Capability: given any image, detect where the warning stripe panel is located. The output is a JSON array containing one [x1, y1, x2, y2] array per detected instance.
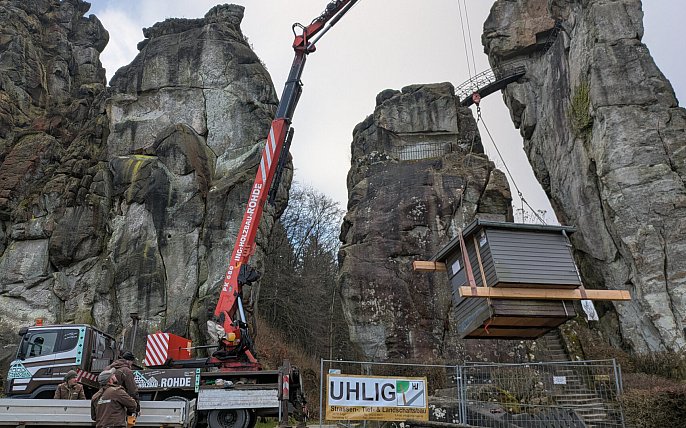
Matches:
[[151, 333, 169, 357], [76, 369, 97, 384], [144, 333, 170, 367], [145, 335, 163, 366]]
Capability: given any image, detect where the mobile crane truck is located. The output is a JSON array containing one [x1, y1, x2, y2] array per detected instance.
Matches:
[[0, 1, 360, 427]]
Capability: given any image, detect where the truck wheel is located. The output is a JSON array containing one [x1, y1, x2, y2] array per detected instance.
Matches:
[[207, 409, 250, 428], [247, 411, 256, 428], [164, 395, 188, 401]]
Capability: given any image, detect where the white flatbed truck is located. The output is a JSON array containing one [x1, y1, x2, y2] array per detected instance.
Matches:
[[0, 398, 196, 427]]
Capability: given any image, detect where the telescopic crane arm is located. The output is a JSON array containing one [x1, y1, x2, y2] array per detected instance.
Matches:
[[211, 0, 360, 368]]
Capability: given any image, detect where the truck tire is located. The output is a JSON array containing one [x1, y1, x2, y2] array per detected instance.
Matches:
[[164, 395, 190, 402], [207, 409, 251, 428]]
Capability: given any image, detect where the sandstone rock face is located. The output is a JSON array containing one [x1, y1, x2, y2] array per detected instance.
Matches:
[[339, 83, 513, 360], [0, 0, 110, 376], [105, 4, 287, 346], [484, 0, 686, 352], [0, 0, 287, 366]]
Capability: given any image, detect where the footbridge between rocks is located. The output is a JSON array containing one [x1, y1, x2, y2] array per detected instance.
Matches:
[[455, 61, 527, 107], [456, 20, 563, 107]]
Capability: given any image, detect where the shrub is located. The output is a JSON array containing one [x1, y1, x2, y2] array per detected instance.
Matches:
[[570, 325, 634, 372], [620, 384, 686, 428], [630, 351, 686, 381], [623, 373, 683, 391]]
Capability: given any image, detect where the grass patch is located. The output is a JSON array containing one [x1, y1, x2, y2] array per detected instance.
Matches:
[[569, 81, 593, 139]]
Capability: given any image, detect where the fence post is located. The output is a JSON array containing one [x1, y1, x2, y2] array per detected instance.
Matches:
[[612, 358, 627, 428], [612, 358, 623, 395], [456, 364, 466, 425], [320, 358, 325, 428]]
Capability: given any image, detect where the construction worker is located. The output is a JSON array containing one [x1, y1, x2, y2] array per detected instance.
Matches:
[[53, 370, 86, 400], [106, 351, 140, 412], [91, 368, 137, 428]]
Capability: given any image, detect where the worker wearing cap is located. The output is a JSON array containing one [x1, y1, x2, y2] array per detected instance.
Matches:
[[105, 351, 140, 411], [53, 370, 86, 400], [91, 368, 137, 428]]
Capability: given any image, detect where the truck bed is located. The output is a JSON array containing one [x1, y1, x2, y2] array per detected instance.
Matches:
[[0, 399, 195, 427]]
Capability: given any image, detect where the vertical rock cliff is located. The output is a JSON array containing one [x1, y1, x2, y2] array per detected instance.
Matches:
[[483, 0, 686, 352], [104, 4, 289, 347], [0, 0, 289, 364], [0, 0, 109, 329], [339, 83, 513, 360]]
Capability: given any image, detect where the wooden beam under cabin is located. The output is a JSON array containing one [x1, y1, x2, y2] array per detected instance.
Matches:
[[458, 286, 631, 301], [412, 261, 447, 272]]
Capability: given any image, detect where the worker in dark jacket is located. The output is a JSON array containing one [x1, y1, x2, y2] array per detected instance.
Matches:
[[91, 369, 137, 428], [53, 370, 86, 400], [106, 351, 140, 411]]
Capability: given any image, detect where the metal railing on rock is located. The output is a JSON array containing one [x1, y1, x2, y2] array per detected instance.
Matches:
[[455, 20, 563, 107], [455, 61, 527, 107], [389, 140, 472, 161]]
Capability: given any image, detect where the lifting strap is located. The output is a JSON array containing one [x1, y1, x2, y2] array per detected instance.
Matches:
[[472, 234, 488, 287], [563, 229, 588, 300], [458, 228, 477, 292], [456, 0, 478, 79]]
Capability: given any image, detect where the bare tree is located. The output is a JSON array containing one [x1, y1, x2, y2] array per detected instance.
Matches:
[[259, 183, 350, 359], [281, 185, 343, 263]]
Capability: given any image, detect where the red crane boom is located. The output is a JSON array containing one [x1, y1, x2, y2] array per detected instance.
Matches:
[[211, 0, 360, 369]]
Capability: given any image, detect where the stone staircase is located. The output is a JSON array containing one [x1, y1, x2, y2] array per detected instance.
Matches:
[[538, 330, 622, 428], [538, 330, 569, 362]]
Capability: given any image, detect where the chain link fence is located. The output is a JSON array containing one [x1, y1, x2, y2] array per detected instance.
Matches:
[[319, 359, 624, 428]]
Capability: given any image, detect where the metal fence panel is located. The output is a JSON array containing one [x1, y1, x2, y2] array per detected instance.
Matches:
[[319, 359, 625, 428], [320, 360, 463, 426], [461, 360, 625, 428]]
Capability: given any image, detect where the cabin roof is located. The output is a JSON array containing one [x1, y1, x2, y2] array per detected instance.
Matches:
[[432, 219, 576, 262]]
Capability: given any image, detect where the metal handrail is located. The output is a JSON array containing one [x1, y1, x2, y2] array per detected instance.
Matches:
[[455, 60, 527, 100]]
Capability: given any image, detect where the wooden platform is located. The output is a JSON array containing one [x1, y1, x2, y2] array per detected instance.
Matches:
[[412, 261, 446, 272], [455, 295, 576, 339], [458, 286, 631, 301]]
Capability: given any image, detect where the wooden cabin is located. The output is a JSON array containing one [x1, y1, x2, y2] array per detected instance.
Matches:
[[433, 220, 580, 339]]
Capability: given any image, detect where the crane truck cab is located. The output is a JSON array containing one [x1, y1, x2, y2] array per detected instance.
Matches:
[[4, 323, 117, 398]]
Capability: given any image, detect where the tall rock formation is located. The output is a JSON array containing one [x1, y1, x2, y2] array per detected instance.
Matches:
[[0, 0, 110, 338], [0, 0, 288, 369], [104, 4, 288, 347], [339, 83, 513, 360], [483, 0, 686, 353]]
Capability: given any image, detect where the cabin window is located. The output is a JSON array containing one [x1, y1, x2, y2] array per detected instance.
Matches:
[[451, 258, 462, 275], [94, 333, 106, 358], [93, 332, 115, 360], [26, 331, 58, 357], [54, 329, 80, 353]]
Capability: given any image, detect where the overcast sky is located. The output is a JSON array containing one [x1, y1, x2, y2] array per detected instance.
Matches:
[[89, 1, 684, 223]]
